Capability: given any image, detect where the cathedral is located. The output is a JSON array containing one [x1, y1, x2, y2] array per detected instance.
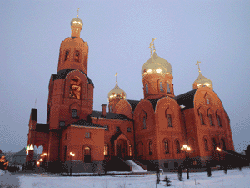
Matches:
[[26, 14, 234, 173]]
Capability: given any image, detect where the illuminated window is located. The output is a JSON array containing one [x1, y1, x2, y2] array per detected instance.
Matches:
[[104, 144, 108, 156], [160, 82, 164, 92], [145, 84, 148, 94], [149, 141, 152, 155], [176, 140, 180, 154], [84, 146, 91, 163], [129, 145, 132, 156], [167, 83, 171, 94], [164, 140, 169, 154], [72, 109, 77, 118]]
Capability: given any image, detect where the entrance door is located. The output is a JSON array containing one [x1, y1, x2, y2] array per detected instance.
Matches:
[[116, 139, 127, 159]]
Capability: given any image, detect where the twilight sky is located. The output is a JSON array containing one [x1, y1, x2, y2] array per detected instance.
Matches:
[[0, 0, 249, 153]]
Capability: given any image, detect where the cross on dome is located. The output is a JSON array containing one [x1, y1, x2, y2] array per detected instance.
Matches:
[[196, 61, 201, 73], [149, 38, 157, 57]]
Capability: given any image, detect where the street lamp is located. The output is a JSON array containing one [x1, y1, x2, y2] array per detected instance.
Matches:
[[181, 145, 191, 179], [70, 152, 75, 176]]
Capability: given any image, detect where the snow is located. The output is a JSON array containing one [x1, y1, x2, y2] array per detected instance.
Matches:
[[125, 160, 147, 172], [1, 167, 250, 187]]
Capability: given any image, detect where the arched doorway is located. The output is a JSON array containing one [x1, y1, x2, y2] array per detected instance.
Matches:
[[116, 139, 127, 159]]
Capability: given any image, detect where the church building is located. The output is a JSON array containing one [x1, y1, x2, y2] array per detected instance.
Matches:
[[26, 14, 234, 173]]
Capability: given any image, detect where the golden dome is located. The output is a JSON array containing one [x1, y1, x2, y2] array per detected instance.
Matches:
[[71, 18, 83, 27], [142, 52, 172, 76], [193, 72, 213, 89], [107, 83, 127, 100]]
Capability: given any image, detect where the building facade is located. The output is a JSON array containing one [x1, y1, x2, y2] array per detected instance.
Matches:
[[26, 15, 234, 173]]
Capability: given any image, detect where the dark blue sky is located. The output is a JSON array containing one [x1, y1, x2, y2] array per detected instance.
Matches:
[[0, 0, 249, 153]]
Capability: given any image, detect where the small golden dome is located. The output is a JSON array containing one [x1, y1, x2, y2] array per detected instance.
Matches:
[[193, 72, 213, 89], [142, 52, 172, 76], [71, 18, 83, 27], [107, 83, 127, 100]]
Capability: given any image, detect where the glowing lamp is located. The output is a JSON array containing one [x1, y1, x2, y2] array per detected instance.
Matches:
[[147, 69, 152, 73], [216, 147, 222, 151], [181, 145, 187, 150], [30, 144, 34, 150], [156, 69, 162, 73]]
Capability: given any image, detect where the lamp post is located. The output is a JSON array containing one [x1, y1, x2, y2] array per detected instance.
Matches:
[[181, 145, 191, 179], [216, 147, 228, 174], [70, 152, 75, 176]]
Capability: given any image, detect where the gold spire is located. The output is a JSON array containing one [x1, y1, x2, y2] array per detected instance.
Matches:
[[196, 61, 201, 73], [77, 8, 79, 18], [149, 38, 157, 57]]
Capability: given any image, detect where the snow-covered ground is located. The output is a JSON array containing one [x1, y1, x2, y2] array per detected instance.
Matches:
[[1, 167, 250, 188]]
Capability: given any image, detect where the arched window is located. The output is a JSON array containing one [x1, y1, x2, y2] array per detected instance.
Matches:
[[145, 84, 148, 94], [109, 105, 112, 113], [207, 98, 210, 104], [204, 139, 208, 151], [200, 113, 204, 125], [104, 144, 108, 156], [167, 114, 172, 127], [84, 146, 91, 163], [142, 111, 147, 129], [64, 50, 69, 61], [164, 140, 169, 154], [198, 109, 205, 125], [207, 109, 213, 126], [160, 82, 164, 92], [149, 141, 152, 155], [165, 109, 172, 127], [221, 139, 226, 150], [176, 140, 180, 154], [217, 114, 222, 127], [167, 83, 171, 94], [75, 50, 80, 62]]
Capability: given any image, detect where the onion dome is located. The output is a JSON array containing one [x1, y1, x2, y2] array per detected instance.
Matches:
[[107, 83, 127, 100], [193, 72, 213, 89], [193, 61, 213, 89], [142, 52, 172, 76], [71, 9, 83, 38], [71, 18, 83, 28]]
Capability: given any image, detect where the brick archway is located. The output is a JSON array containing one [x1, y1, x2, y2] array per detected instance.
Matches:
[[114, 133, 131, 159]]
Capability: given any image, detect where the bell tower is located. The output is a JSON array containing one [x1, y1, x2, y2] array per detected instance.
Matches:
[[57, 10, 88, 75]]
